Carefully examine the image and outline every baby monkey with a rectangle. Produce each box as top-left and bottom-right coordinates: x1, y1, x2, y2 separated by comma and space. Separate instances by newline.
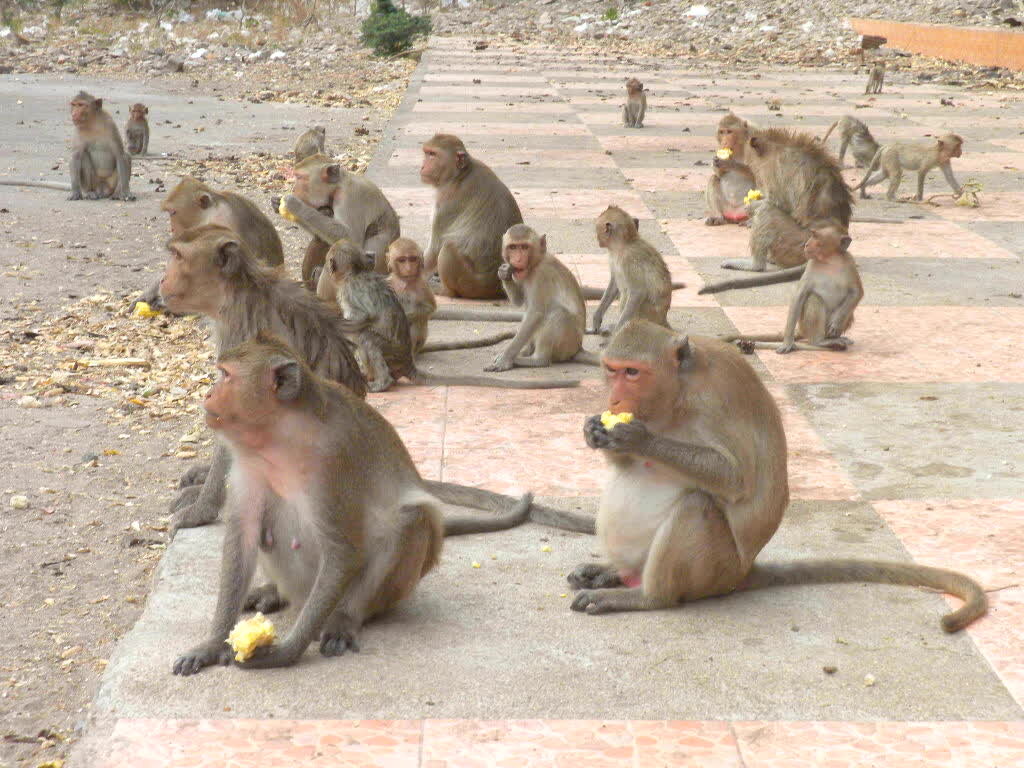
623, 78, 647, 129
859, 133, 963, 202
386, 238, 436, 354
865, 61, 885, 95
125, 103, 149, 155
293, 125, 327, 162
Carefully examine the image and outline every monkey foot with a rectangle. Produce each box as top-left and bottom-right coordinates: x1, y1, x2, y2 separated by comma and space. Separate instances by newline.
736, 340, 756, 355
320, 614, 361, 656
172, 641, 234, 676
567, 563, 623, 590
178, 463, 211, 489
704, 216, 726, 226
245, 583, 288, 614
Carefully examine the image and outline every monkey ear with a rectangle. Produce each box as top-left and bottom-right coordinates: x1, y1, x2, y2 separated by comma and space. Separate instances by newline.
632, 217, 640, 231
95, 98, 103, 109
840, 235, 852, 251
269, 357, 302, 402
324, 164, 342, 184
144, 107, 149, 115
604, 221, 614, 235
455, 151, 468, 169
749, 136, 762, 154
363, 251, 376, 270
198, 193, 213, 210
672, 335, 693, 369
216, 240, 245, 275
538, 234, 547, 252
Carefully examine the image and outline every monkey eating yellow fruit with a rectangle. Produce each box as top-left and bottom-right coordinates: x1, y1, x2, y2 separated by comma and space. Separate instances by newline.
743, 189, 764, 205
132, 301, 161, 318
715, 148, 734, 160
601, 411, 634, 429
278, 197, 299, 222
226, 613, 276, 662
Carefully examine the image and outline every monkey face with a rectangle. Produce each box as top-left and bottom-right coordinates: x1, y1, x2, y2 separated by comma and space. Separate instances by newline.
159, 243, 224, 316
130, 104, 148, 120
70, 98, 95, 127
503, 241, 533, 280
390, 249, 422, 279
204, 360, 278, 449
420, 145, 446, 185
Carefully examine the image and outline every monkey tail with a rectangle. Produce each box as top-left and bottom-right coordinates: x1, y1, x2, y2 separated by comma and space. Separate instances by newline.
698, 265, 806, 295
743, 559, 988, 633
858, 148, 884, 191
432, 307, 523, 322
0, 180, 73, 191
571, 350, 602, 366
413, 370, 579, 389
420, 330, 515, 352
426, 481, 532, 535
820, 120, 839, 145
581, 282, 685, 300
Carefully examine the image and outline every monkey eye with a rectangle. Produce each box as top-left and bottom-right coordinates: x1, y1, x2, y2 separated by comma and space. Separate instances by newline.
624, 367, 640, 378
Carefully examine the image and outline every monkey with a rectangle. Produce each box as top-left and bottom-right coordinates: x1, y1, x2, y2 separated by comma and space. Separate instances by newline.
159, 225, 367, 534
858, 134, 963, 202
485, 224, 600, 371
420, 133, 524, 299
125, 103, 150, 156
704, 154, 756, 227
622, 77, 647, 129
704, 225, 864, 353
275, 153, 400, 277
566, 319, 987, 633
591, 205, 672, 336
719, 199, 811, 272
820, 115, 879, 169
67, 91, 133, 202
171, 332, 553, 675
293, 125, 326, 162
715, 112, 753, 162
316, 239, 579, 391
865, 61, 885, 95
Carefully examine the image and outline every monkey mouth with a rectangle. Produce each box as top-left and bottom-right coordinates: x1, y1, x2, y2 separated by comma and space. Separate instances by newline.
512, 267, 526, 280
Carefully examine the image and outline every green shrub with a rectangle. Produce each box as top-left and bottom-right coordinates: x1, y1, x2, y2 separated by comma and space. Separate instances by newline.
361, 0, 431, 57
602, 6, 619, 20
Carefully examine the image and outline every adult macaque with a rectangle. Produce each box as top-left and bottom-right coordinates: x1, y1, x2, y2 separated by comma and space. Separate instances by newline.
420, 133, 524, 299
820, 115, 879, 168
171, 333, 548, 675
567, 319, 986, 633
159, 225, 367, 533
719, 200, 810, 272
858, 134, 963, 202
715, 112, 752, 162
865, 61, 885, 95
622, 77, 647, 129
705, 154, 755, 226
706, 225, 864, 353
293, 125, 326, 161
743, 128, 853, 230
68, 90, 133, 202
591, 205, 672, 336
316, 239, 579, 391
485, 225, 598, 371
125, 103, 150, 156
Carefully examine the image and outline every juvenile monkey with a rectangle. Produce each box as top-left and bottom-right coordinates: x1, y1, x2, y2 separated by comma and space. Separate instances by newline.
720, 199, 810, 272
68, 91, 133, 202
293, 125, 326, 161
715, 112, 752, 162
705, 225, 864, 353
276, 153, 400, 277
704, 154, 756, 227
591, 205, 672, 336
865, 61, 885, 95
820, 115, 879, 168
421, 133, 524, 299
316, 239, 579, 391
858, 134, 963, 202
623, 78, 647, 129
485, 224, 596, 371
172, 333, 545, 675
125, 103, 150, 156
159, 225, 367, 534
568, 319, 986, 633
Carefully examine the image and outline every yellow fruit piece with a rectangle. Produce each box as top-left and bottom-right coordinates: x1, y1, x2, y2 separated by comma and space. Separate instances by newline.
278, 197, 298, 222
743, 189, 764, 205
600, 410, 634, 429
132, 301, 161, 318
226, 613, 276, 662
715, 148, 733, 159
541, 545, 552, 553
472, 561, 481, 568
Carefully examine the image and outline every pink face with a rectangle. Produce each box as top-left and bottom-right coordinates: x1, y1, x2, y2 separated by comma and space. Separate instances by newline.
390, 250, 422, 279
504, 241, 532, 280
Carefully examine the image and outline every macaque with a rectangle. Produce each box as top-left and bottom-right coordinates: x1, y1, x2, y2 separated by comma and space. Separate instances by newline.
159, 225, 367, 534
293, 125, 326, 162
591, 206, 672, 336
386, 238, 435, 353
567, 319, 986, 634
276, 153, 400, 277
858, 134, 963, 202
420, 133, 524, 299
719, 199, 810, 272
316, 239, 579, 391
820, 115, 879, 168
715, 112, 752, 162
171, 332, 548, 675
704, 155, 755, 226
623, 77, 647, 129
68, 91, 133, 202
706, 225, 863, 353
744, 128, 853, 230
485, 225, 597, 372
865, 61, 885, 95
125, 103, 150, 156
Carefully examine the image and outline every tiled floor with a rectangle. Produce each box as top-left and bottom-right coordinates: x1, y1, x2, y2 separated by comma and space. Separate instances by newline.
92, 36, 1024, 765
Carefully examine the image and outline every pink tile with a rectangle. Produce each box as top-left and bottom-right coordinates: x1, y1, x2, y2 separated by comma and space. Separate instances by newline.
846, 219, 1016, 259
422, 74, 550, 84
622, 167, 708, 193
664, 218, 752, 262
631, 721, 742, 767
405, 122, 589, 137
933, 188, 1024, 222
598, 134, 718, 152
872, 499, 1024, 706
389, 148, 615, 168
372, 386, 445, 481
566, 250, 719, 309
382, 187, 655, 221
419, 86, 558, 97
723, 306, 1024, 383
991, 138, 1024, 152
411, 102, 574, 114
734, 721, 1024, 768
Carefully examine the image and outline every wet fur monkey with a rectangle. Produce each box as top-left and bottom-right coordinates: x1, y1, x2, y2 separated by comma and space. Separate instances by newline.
567, 319, 987, 633
172, 333, 545, 675
820, 115, 879, 169
125, 103, 150, 156
316, 239, 579, 391
859, 134, 964, 202
623, 77, 647, 128
420, 133, 524, 299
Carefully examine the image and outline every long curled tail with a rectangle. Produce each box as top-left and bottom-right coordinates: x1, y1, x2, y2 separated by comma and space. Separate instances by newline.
420, 330, 515, 352
743, 559, 988, 632
426, 481, 532, 536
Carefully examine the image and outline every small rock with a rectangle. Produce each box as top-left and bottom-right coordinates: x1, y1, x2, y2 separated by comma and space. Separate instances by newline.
17, 395, 41, 408
10, 495, 29, 509
823, 665, 838, 675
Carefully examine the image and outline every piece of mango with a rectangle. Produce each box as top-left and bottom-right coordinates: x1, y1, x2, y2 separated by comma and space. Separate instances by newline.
600, 411, 634, 429
226, 612, 276, 662
743, 189, 764, 205
132, 301, 161, 318
715, 148, 733, 159
278, 197, 299, 222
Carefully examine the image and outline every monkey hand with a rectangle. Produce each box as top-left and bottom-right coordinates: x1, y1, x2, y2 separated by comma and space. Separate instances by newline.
68, 190, 83, 201
279, 195, 302, 223
704, 216, 726, 226
584, 414, 651, 454
172, 640, 234, 676
775, 342, 796, 355
484, 355, 513, 372
497, 263, 513, 281
169, 486, 220, 537
269, 195, 282, 215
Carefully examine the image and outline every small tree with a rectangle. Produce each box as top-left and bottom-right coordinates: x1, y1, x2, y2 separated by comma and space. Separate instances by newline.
360, 0, 430, 56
